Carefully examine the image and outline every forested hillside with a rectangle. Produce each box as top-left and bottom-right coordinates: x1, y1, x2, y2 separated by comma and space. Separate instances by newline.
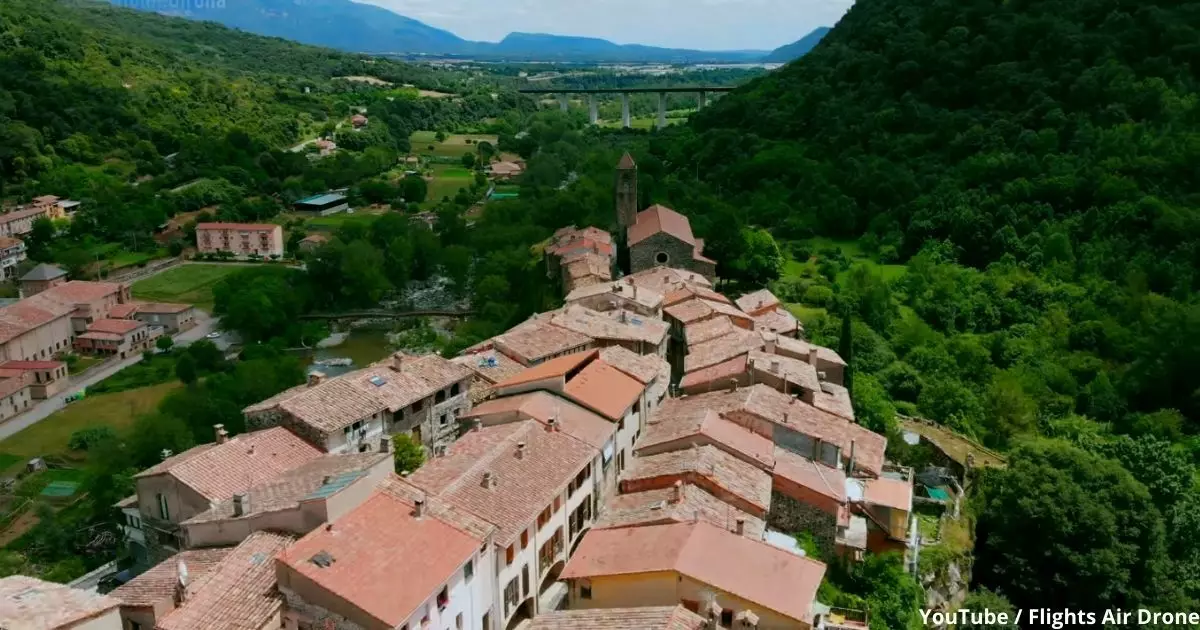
636, 0, 1200, 619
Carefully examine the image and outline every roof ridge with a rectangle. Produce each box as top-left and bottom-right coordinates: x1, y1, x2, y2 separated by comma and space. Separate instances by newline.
438, 421, 539, 497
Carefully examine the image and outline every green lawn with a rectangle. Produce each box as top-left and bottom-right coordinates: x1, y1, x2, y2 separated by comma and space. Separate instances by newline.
425, 164, 475, 206
131, 264, 242, 311
0, 382, 182, 475
409, 132, 498, 158
68, 356, 102, 375
305, 213, 380, 230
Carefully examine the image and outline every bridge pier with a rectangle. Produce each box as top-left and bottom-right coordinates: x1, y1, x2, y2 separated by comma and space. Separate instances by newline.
657, 92, 668, 129
588, 94, 599, 125
698, 91, 708, 110
557, 93, 569, 113
621, 93, 632, 129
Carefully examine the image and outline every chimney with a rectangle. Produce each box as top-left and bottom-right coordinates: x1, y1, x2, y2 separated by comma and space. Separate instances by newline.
662, 273, 670, 284
516, 442, 526, 459
213, 424, 227, 444
482, 471, 495, 489
400, 470, 411, 477
808, 351, 819, 367
632, 285, 639, 300
392, 353, 405, 372
308, 371, 326, 387
817, 370, 827, 381
764, 333, 776, 355
232, 493, 248, 517
322, 475, 333, 485
706, 602, 723, 630
379, 437, 392, 453
174, 559, 189, 605
671, 480, 683, 504
847, 440, 856, 475
473, 418, 483, 432
735, 517, 746, 536
619, 311, 628, 324
547, 417, 559, 432
769, 360, 780, 374
414, 498, 426, 519
729, 378, 739, 392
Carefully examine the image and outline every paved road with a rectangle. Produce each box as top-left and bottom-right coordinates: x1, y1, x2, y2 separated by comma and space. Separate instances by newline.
0, 311, 225, 442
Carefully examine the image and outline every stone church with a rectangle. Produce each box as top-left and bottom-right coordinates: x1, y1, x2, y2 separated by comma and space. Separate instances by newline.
616, 153, 717, 280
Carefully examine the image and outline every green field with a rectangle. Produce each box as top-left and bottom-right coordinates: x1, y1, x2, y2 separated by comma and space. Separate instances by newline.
305, 212, 380, 230
409, 132, 499, 158
788, 237, 907, 283
426, 164, 475, 206
0, 382, 182, 475
131, 264, 242, 311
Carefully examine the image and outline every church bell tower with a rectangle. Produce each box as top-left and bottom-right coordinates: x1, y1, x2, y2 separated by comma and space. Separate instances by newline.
615, 152, 638, 231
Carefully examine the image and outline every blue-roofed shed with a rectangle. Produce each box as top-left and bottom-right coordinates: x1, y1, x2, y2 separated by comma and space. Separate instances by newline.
294, 192, 350, 216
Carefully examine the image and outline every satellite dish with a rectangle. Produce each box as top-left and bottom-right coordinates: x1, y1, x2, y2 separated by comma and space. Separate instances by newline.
177, 559, 189, 587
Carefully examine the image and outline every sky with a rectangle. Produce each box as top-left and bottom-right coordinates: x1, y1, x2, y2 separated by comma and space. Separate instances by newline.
352, 0, 854, 51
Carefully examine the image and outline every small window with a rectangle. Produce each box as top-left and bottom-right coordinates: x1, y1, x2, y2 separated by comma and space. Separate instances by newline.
440, 414, 448, 426
456, 613, 464, 630
451, 383, 461, 396
156, 493, 169, 520
721, 610, 734, 626
506, 545, 515, 565
580, 583, 593, 599
520, 530, 529, 549
412, 400, 424, 413
464, 559, 474, 580
655, 251, 670, 264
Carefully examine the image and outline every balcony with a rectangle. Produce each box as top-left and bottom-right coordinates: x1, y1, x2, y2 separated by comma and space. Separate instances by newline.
819, 606, 869, 630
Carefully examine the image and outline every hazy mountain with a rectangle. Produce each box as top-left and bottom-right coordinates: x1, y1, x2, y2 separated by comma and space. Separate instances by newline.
108, 0, 768, 61
108, 0, 469, 54
764, 27, 832, 62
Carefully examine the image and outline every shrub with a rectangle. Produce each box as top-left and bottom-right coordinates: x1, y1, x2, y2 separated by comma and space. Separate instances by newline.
68, 426, 116, 451
803, 285, 834, 306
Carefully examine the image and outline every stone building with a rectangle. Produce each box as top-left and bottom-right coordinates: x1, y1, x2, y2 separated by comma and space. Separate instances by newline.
615, 152, 638, 231
627, 205, 717, 280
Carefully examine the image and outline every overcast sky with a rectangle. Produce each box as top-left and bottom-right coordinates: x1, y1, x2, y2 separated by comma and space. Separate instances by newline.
352, 0, 853, 51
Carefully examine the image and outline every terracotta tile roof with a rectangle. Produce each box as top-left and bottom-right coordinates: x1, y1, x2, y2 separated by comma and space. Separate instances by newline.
300, 233, 329, 244
184, 452, 389, 524
561, 521, 826, 624
679, 355, 748, 392
663, 285, 731, 308
684, 328, 764, 374
134, 427, 323, 502
86, 318, 143, 335
564, 359, 646, 421
773, 336, 846, 366
409, 420, 597, 546
813, 383, 855, 420
773, 446, 846, 503
597, 483, 766, 538
252, 354, 473, 434
156, 531, 295, 630
529, 606, 707, 630
564, 253, 613, 282
628, 205, 696, 247
748, 351, 821, 393
625, 266, 713, 293
452, 350, 526, 385
664, 299, 719, 326
494, 349, 597, 389
736, 289, 782, 315
550, 305, 667, 347
107, 303, 140, 319
110, 548, 232, 608
0, 205, 49, 224
599, 346, 667, 385
656, 385, 796, 429
466, 391, 615, 450
0, 575, 120, 629
39, 280, 124, 305
494, 318, 593, 365
31, 195, 59, 205
565, 280, 665, 311
863, 475, 913, 512
753, 308, 800, 336
278, 478, 489, 628
134, 302, 193, 314
621, 445, 772, 514
0, 360, 64, 370
0, 236, 22, 250
553, 226, 614, 246
617, 152, 637, 170
196, 222, 279, 231
0, 297, 73, 344
636, 409, 775, 470
0, 372, 31, 399
786, 403, 887, 476
684, 316, 738, 346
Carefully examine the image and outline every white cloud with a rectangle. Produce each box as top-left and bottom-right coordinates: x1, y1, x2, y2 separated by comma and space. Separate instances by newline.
353, 0, 853, 50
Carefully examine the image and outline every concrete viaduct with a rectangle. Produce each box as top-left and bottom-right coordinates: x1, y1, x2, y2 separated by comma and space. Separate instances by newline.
518, 87, 736, 129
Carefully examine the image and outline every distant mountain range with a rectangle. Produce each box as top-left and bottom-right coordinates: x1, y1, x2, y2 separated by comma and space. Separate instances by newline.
764, 27, 832, 62
107, 0, 829, 63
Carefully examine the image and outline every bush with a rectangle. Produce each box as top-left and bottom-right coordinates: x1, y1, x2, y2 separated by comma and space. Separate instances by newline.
803, 285, 834, 306
68, 426, 116, 451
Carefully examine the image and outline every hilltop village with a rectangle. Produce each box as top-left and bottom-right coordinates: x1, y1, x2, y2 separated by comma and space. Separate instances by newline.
3, 155, 913, 630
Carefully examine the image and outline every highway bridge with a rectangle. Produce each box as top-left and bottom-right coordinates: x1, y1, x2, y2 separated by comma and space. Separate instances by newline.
518, 86, 736, 128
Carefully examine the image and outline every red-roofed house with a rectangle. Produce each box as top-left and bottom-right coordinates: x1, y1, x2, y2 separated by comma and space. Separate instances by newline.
0, 236, 26, 280
109, 301, 197, 334
0, 360, 67, 400
74, 317, 159, 358
277, 476, 497, 630
561, 521, 827, 629
627, 205, 716, 280
196, 223, 284, 259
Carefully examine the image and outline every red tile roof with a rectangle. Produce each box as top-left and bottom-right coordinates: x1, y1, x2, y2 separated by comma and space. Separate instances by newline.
773, 446, 846, 503
278, 478, 488, 628
493, 318, 593, 365
107, 303, 140, 319
110, 547, 232, 608
529, 606, 707, 630
596, 483, 766, 539
863, 475, 913, 512
624, 267, 714, 293
135, 427, 323, 502
39, 280, 124, 305
617, 152, 637, 170
0, 360, 64, 370
494, 349, 598, 389
564, 360, 645, 421
409, 420, 597, 546
196, 222, 279, 231
636, 409, 775, 470
561, 521, 826, 624
679, 355, 748, 392
466, 391, 616, 450
621, 445, 772, 514
628, 205, 696, 247
684, 328, 763, 374
86, 318, 143, 335
156, 531, 294, 630
786, 403, 887, 476
0, 575, 121, 629
735, 289, 782, 315
599, 346, 668, 385
135, 302, 193, 314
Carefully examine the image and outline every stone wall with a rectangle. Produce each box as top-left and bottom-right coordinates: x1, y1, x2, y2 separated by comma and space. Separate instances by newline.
630, 233, 704, 278
767, 491, 837, 559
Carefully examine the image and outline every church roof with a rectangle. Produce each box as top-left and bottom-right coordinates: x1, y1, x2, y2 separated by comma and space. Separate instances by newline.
628, 205, 696, 247
617, 152, 637, 170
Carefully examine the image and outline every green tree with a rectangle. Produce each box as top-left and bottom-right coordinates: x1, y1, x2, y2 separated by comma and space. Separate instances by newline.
155, 336, 174, 352
175, 353, 198, 386
399, 175, 428, 204
957, 589, 1019, 630
839, 311, 854, 396
461, 153, 476, 169
392, 433, 425, 474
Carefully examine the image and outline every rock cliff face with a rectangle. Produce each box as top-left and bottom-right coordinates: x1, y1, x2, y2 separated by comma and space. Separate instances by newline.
923, 558, 970, 624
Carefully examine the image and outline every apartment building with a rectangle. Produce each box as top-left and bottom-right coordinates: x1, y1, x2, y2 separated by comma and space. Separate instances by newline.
196, 222, 284, 259
0, 360, 68, 400
408, 419, 605, 628
74, 317, 160, 358
0, 237, 26, 280
109, 301, 197, 334
243, 353, 474, 453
